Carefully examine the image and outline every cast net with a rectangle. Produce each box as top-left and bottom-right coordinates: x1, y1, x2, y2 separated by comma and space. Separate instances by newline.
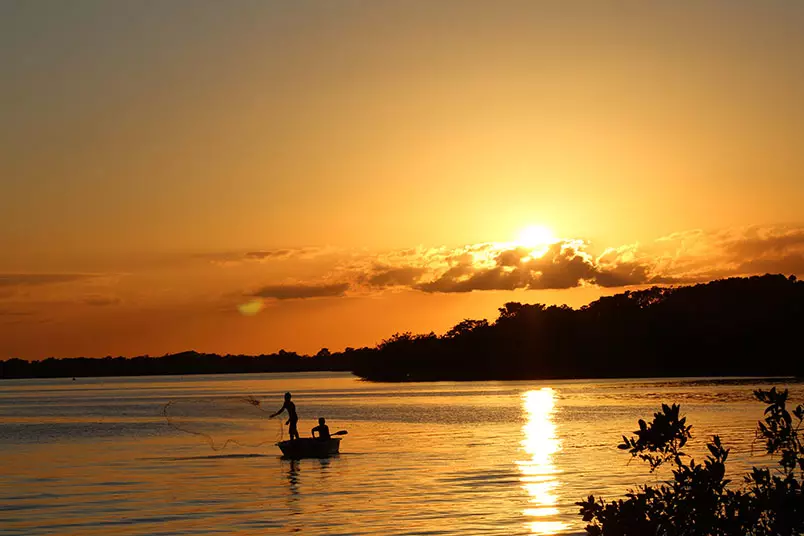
163, 396, 285, 450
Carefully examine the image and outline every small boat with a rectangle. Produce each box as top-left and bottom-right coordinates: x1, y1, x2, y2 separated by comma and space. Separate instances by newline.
277, 437, 341, 458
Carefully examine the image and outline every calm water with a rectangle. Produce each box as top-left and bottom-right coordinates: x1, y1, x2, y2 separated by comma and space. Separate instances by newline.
1, 373, 801, 535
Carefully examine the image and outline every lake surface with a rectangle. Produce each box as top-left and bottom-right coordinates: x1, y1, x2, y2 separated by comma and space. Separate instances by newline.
1, 373, 801, 535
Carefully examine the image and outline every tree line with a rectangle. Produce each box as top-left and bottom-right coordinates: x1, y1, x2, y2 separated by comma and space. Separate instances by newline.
0, 349, 361, 379
354, 274, 804, 381
2, 274, 802, 381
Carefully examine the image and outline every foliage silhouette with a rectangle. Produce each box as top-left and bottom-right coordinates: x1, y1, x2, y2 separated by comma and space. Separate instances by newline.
353, 274, 804, 381
0, 349, 362, 379
577, 388, 804, 535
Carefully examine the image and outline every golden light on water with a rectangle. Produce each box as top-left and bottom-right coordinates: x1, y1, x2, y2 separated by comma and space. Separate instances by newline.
518, 388, 567, 535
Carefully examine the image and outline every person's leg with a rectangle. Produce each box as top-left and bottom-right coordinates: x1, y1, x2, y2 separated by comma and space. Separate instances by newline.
289, 419, 299, 440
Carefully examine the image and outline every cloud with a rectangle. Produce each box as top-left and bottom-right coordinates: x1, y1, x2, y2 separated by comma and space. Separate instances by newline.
244, 249, 294, 260
199, 247, 329, 266
651, 224, 804, 282
251, 282, 350, 300
414, 240, 643, 293
0, 274, 99, 287
594, 245, 654, 287
364, 265, 427, 287
495, 248, 529, 267
348, 224, 804, 295
736, 254, 804, 276
722, 227, 804, 259
227, 224, 804, 303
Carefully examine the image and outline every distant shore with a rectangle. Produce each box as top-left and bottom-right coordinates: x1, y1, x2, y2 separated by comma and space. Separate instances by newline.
3, 275, 803, 382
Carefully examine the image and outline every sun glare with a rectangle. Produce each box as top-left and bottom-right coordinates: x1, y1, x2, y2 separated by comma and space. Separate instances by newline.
237, 299, 264, 316
516, 225, 557, 257
518, 225, 556, 248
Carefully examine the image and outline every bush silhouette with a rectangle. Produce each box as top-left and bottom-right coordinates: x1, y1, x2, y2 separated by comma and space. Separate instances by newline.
577, 388, 804, 535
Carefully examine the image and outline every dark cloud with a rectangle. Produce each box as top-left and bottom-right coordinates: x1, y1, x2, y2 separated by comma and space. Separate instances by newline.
723, 228, 804, 259
245, 249, 293, 260
193, 251, 242, 263
251, 282, 349, 300
199, 247, 327, 265
593, 225, 804, 287
657, 226, 804, 281
416, 267, 521, 293
365, 266, 426, 287
621, 224, 804, 284
713, 227, 804, 279
736, 254, 804, 277
496, 248, 529, 267
528, 243, 598, 289
593, 262, 652, 288
0, 274, 98, 287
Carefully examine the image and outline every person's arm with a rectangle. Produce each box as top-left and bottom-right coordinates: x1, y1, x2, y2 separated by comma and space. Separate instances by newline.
311, 427, 318, 438
269, 402, 287, 418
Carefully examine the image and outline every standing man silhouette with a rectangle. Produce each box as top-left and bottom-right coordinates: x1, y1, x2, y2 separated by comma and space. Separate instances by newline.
270, 392, 299, 441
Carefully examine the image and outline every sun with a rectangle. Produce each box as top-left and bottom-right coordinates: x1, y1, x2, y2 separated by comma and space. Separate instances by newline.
517, 225, 557, 248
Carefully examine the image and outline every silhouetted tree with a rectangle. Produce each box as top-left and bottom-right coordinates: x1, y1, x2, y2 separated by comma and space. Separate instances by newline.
445, 319, 489, 338
352, 274, 804, 381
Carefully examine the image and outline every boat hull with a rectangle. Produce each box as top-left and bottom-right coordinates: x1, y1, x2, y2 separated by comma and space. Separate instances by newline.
277, 438, 341, 458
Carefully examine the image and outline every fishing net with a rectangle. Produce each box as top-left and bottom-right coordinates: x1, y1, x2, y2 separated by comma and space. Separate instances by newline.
163, 396, 285, 450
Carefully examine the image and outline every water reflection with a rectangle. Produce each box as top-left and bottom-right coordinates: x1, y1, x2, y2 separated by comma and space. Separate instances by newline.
518, 388, 566, 535
287, 459, 301, 495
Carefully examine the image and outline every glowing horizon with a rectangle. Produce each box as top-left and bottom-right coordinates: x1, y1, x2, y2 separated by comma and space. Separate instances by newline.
2, 1, 804, 359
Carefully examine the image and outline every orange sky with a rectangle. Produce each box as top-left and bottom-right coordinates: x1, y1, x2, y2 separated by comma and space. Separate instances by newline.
2, 1, 804, 358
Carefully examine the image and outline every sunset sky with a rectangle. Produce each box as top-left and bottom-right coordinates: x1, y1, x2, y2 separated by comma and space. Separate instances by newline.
2, 1, 804, 358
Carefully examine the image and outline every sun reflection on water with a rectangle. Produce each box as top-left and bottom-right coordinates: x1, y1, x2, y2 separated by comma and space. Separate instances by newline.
518, 388, 566, 535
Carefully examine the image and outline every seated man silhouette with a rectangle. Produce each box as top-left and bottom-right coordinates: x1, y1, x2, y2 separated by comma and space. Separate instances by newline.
311, 417, 331, 440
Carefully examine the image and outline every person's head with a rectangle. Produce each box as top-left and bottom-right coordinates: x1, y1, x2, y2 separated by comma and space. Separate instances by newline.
318, 417, 326, 425
284, 392, 292, 401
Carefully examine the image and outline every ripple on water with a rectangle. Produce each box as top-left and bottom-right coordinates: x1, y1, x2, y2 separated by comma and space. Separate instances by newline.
1, 373, 801, 535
